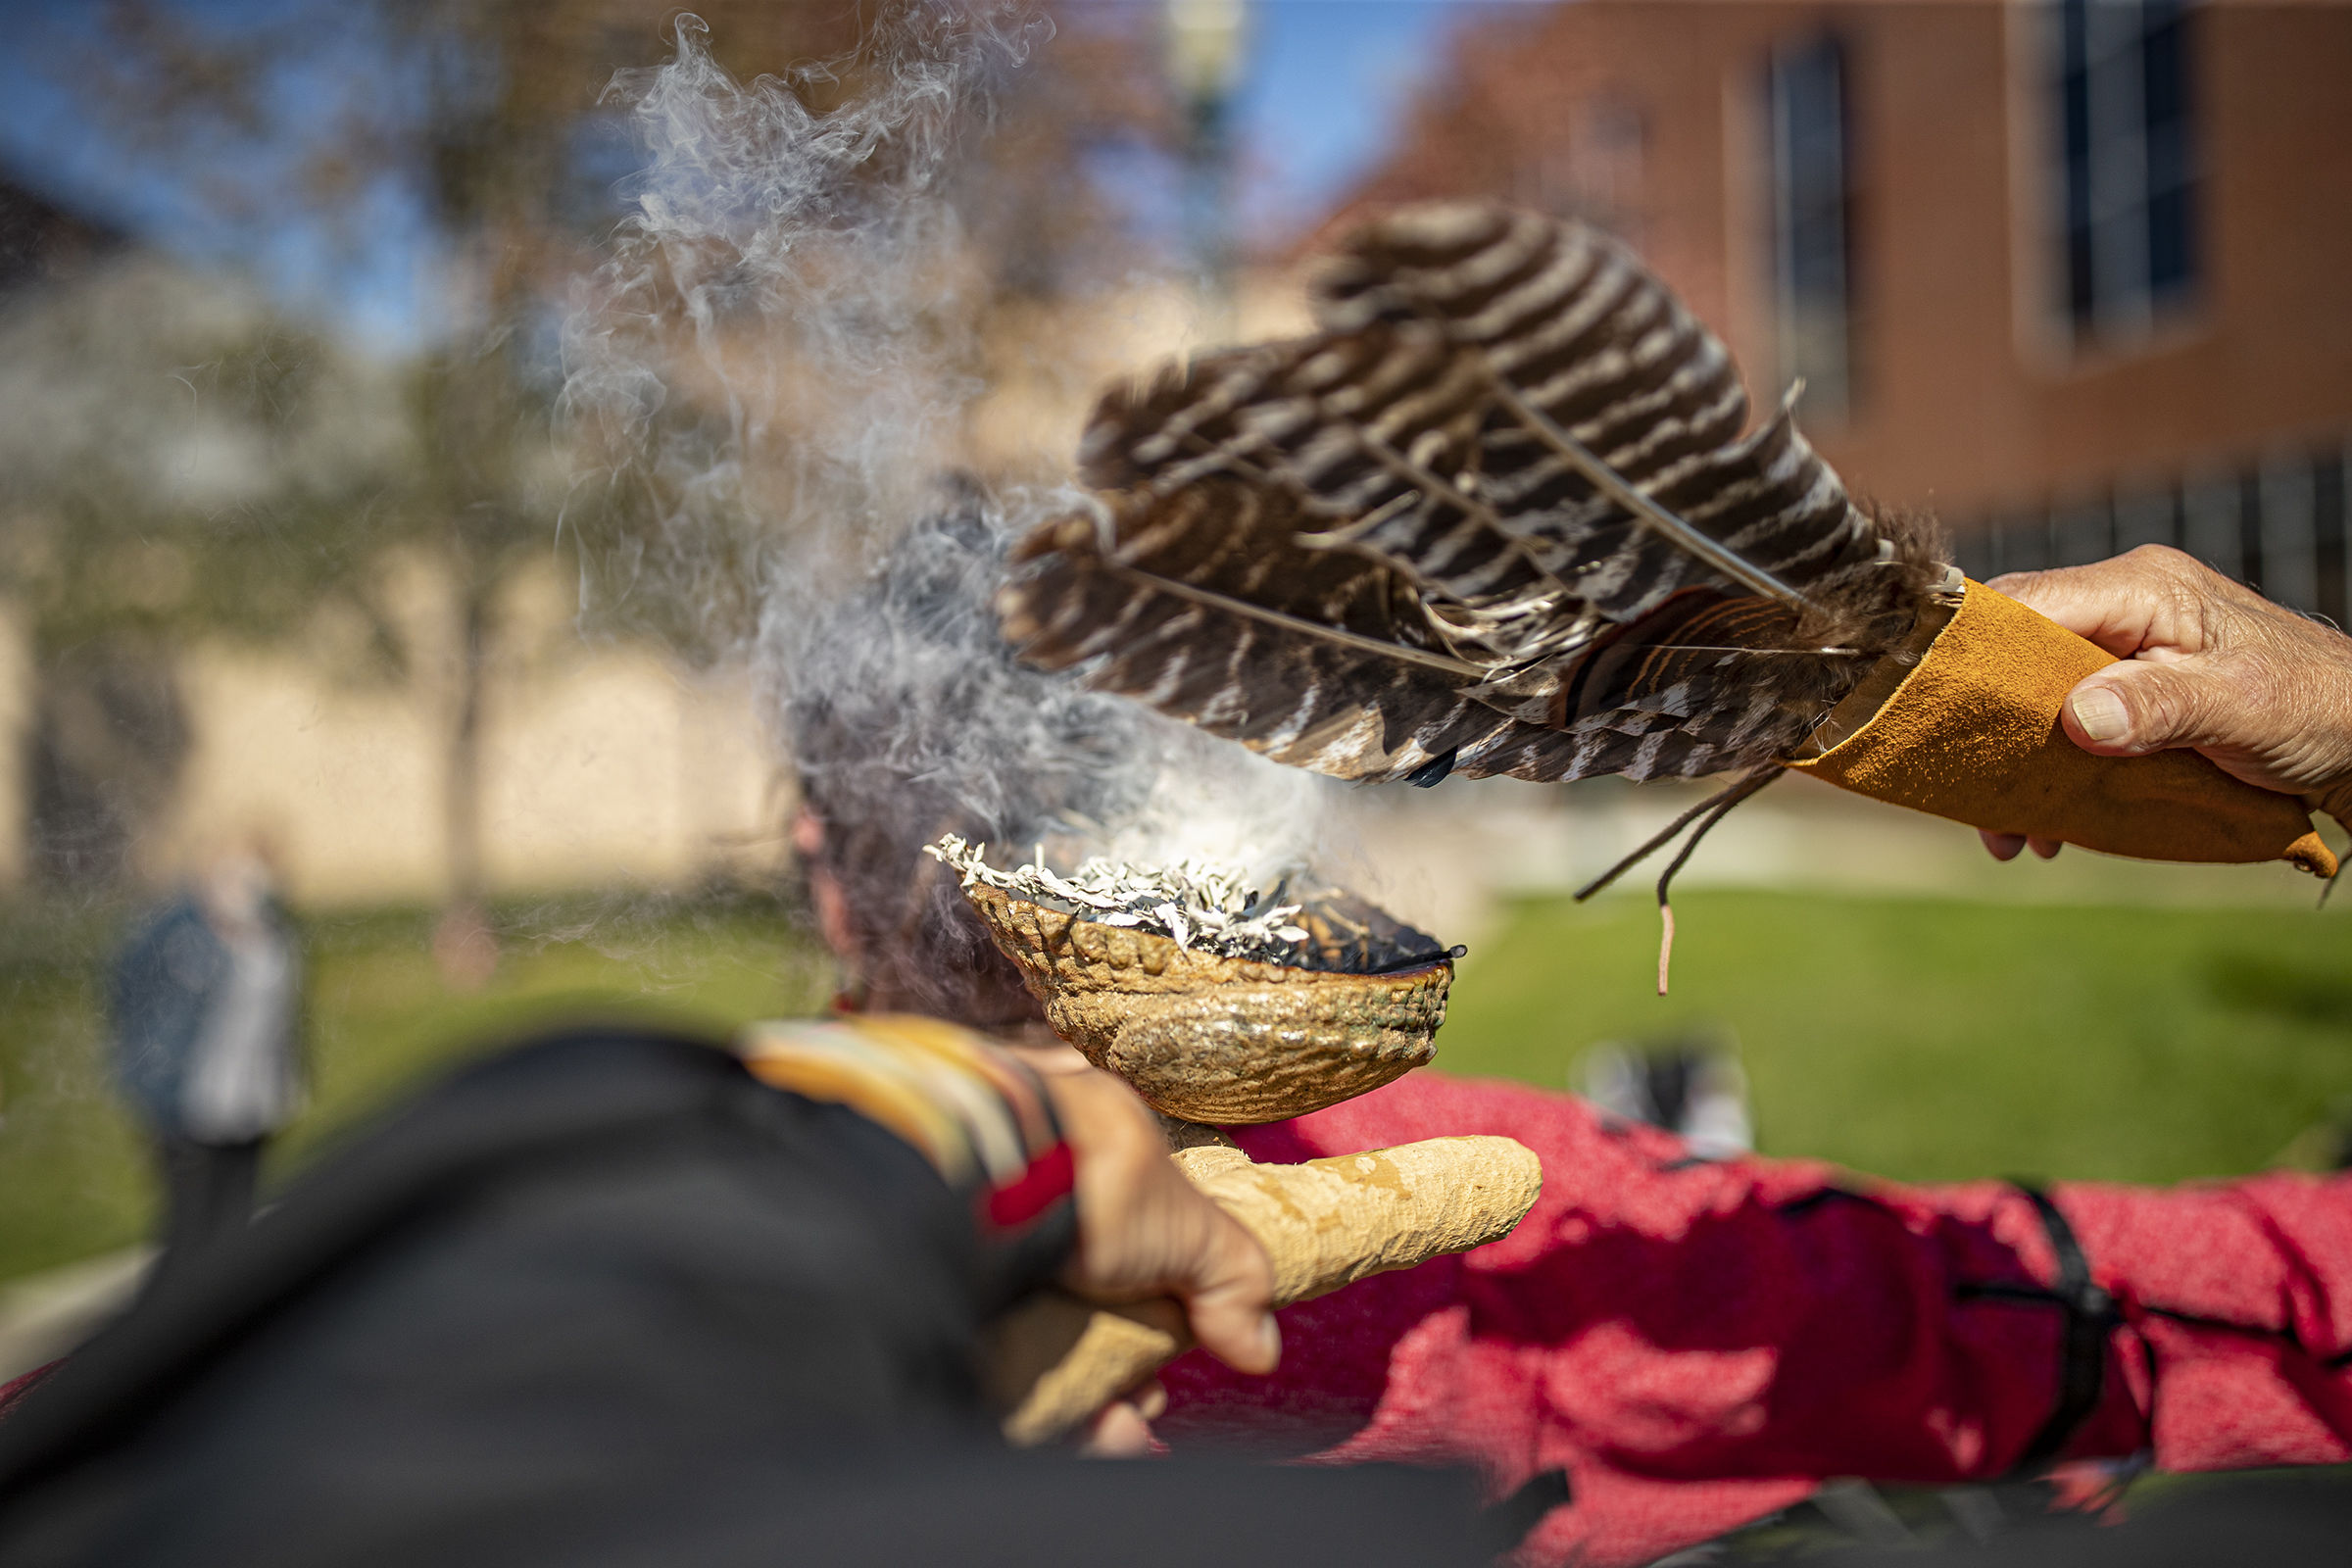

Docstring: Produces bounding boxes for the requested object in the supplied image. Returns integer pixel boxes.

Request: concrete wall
[147,643,782,907]
[1,562,787,907]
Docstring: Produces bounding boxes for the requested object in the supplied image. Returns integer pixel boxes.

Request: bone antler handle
[986,1135,1543,1446]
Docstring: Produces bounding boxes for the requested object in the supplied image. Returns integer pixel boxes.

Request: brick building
[1325,1,2352,615]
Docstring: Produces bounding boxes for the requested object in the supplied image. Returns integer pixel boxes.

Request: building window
[2050,0,2200,347]
[1766,35,1855,420]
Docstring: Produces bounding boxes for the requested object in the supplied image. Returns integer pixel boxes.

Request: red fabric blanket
[1158,1071,2352,1566]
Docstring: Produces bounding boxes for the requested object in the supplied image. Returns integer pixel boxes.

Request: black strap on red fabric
[2014,1187,2119,1467]
[1955,1185,2119,1472]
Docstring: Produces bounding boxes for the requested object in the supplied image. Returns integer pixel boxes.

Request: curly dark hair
[772,492,1149,1024]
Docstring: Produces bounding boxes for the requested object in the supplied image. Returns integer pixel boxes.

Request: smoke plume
[561,10,1347,1015]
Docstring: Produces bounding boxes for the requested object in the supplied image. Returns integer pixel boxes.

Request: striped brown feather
[999,492,1588,782]
[1305,203,1920,629]
[1004,199,1950,788]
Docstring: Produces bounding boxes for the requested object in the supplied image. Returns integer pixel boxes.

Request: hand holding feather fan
[1001,202,2335,981]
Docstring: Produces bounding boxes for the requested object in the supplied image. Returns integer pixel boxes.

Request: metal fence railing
[1947,440,2352,624]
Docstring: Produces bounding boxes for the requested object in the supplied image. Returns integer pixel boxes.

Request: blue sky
[1234,1,1492,231]
[0,0,1495,353]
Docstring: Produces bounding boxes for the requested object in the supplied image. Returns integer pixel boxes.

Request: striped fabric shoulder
[736,1015,1073,1229]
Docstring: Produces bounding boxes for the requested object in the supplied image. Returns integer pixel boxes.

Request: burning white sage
[924,834,1314,963]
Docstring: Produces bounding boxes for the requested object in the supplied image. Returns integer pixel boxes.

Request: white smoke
[560,8,1352,943]
[560,8,1028,622]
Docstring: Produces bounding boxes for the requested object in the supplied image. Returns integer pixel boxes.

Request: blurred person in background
[1573,1035,1752,1160]
[104,848,305,1277]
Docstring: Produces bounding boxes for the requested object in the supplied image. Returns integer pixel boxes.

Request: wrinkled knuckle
[2153,571,2211,633]
[2130,676,2196,742]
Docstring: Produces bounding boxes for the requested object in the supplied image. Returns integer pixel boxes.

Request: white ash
[927,834,1313,960]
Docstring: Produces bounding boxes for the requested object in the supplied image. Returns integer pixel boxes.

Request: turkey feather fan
[999,201,1949,790]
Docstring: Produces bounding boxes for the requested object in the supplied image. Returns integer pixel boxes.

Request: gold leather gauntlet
[1788,578,2337,878]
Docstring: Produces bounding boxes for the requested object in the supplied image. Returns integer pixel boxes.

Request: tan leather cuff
[1788,579,2336,879]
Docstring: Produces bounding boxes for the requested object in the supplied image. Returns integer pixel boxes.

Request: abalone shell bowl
[964,883,1452,1125]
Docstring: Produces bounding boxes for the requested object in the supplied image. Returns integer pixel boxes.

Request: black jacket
[0,1026,1481,1568]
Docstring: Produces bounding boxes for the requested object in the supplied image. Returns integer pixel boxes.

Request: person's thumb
[1175,1210,1281,1376]
[2060,659,2229,757]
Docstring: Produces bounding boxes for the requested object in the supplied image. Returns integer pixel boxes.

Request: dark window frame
[2049,0,2202,350]
[1766,31,1858,421]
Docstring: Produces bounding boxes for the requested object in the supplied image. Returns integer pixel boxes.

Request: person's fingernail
[2070,686,2129,743]
[1253,1314,1282,1368]
[1079,1402,1155,1459]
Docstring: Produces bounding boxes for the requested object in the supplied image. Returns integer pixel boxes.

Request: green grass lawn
[3,884,2349,1285]
[1441,889,2352,1186]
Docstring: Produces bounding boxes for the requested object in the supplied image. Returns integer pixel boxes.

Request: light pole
[1164,0,1250,340]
